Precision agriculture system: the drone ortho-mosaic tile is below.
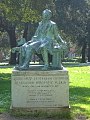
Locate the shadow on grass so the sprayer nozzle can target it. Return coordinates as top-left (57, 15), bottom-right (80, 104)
top-left (0, 73), bottom-right (11, 112)
top-left (70, 86), bottom-right (90, 120)
top-left (70, 86), bottom-right (90, 118)
top-left (70, 86), bottom-right (90, 103)
top-left (0, 72), bottom-right (11, 79)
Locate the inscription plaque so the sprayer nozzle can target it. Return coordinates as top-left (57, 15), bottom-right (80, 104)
top-left (11, 68), bottom-right (69, 108)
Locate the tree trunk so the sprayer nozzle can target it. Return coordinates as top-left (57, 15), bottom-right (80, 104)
top-left (7, 28), bottom-right (16, 65)
top-left (87, 19), bottom-right (90, 62)
top-left (26, 22), bottom-right (38, 41)
top-left (23, 23), bottom-right (28, 41)
top-left (81, 42), bottom-right (86, 63)
top-left (87, 43), bottom-right (90, 62)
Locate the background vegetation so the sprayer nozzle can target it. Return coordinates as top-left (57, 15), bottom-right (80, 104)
top-left (0, 0), bottom-right (90, 64)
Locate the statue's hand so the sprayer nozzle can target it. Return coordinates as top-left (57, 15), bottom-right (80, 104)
top-left (11, 47), bottom-right (16, 53)
top-left (11, 47), bottom-right (20, 53)
top-left (61, 41), bottom-right (67, 50)
top-left (57, 39), bottom-right (67, 50)
top-left (26, 41), bottom-right (32, 45)
top-left (32, 36), bottom-right (38, 41)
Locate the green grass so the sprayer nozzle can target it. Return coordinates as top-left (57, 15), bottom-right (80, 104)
top-left (0, 63), bottom-right (90, 119)
top-left (0, 67), bottom-right (12, 113)
top-left (67, 65), bottom-right (90, 119)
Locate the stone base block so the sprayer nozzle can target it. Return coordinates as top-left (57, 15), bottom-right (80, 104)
top-left (11, 66), bottom-right (69, 108)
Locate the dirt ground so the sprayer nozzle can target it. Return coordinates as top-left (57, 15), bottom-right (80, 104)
top-left (0, 112), bottom-right (89, 120)
top-left (0, 112), bottom-right (66, 120)
top-left (0, 112), bottom-right (50, 120)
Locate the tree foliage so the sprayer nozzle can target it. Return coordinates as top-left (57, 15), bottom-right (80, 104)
top-left (0, 0), bottom-right (90, 63)
top-left (55, 0), bottom-right (90, 62)
top-left (0, 31), bottom-right (10, 48)
top-left (0, 0), bottom-right (53, 23)
top-left (0, 0), bottom-right (54, 64)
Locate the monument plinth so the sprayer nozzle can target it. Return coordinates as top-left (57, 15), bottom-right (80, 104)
top-left (11, 9), bottom-right (69, 115)
top-left (11, 66), bottom-right (69, 109)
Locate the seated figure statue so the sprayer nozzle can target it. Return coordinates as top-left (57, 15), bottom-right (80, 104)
top-left (15, 9), bottom-right (66, 70)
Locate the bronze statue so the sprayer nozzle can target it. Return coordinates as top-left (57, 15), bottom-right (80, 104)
top-left (13, 9), bottom-right (66, 70)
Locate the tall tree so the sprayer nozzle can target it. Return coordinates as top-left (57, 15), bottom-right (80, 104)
top-left (0, 16), bottom-right (16, 64)
top-left (87, 18), bottom-right (90, 62)
top-left (0, 0), bottom-right (54, 64)
top-left (55, 0), bottom-right (90, 62)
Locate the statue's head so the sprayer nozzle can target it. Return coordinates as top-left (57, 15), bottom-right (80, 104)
top-left (42, 9), bottom-right (52, 20)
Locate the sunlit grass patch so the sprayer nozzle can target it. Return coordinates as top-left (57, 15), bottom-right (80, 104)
top-left (68, 66), bottom-right (90, 118)
top-left (0, 68), bottom-right (12, 74)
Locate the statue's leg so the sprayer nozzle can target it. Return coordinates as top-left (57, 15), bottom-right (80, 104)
top-left (19, 46), bottom-right (33, 70)
top-left (14, 47), bottom-right (24, 69)
top-left (42, 47), bottom-right (49, 70)
top-left (18, 46), bottom-right (25, 66)
top-left (19, 52), bottom-right (25, 66)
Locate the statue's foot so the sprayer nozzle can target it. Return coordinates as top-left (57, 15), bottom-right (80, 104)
top-left (14, 65), bottom-right (20, 70)
top-left (59, 65), bottom-right (63, 70)
top-left (19, 65), bottom-right (29, 70)
top-left (42, 65), bottom-right (49, 70)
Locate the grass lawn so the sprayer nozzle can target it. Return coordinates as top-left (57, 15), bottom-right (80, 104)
top-left (0, 63), bottom-right (90, 119)
top-left (0, 66), bottom-right (12, 113)
top-left (67, 65), bottom-right (90, 119)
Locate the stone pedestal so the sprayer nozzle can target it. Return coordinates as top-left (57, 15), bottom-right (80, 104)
top-left (11, 66), bottom-right (69, 109)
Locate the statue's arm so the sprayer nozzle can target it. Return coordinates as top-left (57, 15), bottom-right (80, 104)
top-left (11, 47), bottom-right (20, 53)
top-left (12, 38), bottom-right (26, 53)
top-left (53, 24), bottom-right (64, 44)
top-left (17, 38), bottom-right (26, 46)
top-left (53, 24), bottom-right (67, 50)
